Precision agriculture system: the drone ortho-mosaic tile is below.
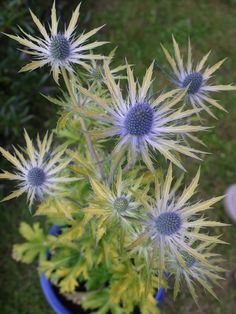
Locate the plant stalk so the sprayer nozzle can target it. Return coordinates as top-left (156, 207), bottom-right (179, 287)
top-left (60, 67), bottom-right (105, 179)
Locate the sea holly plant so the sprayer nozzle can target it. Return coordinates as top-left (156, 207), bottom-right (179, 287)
top-left (0, 2), bottom-right (235, 313)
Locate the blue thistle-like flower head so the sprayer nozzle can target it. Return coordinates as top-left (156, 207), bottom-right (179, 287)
top-left (0, 131), bottom-right (77, 207)
top-left (113, 197), bottom-right (129, 212)
top-left (91, 62), bottom-right (207, 172)
top-left (139, 164), bottom-right (226, 296)
top-left (161, 37), bottom-right (236, 117)
top-left (50, 35), bottom-right (71, 61)
top-left (155, 212), bottom-right (182, 236)
top-left (27, 167), bottom-right (46, 187)
top-left (6, 3), bottom-right (107, 82)
top-left (182, 72), bottom-right (203, 95)
top-left (124, 103), bottom-right (154, 136)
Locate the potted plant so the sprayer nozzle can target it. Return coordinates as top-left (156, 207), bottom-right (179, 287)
top-left (1, 2), bottom-right (235, 313)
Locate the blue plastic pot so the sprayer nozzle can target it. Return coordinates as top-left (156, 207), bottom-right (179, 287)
top-left (39, 225), bottom-right (166, 314)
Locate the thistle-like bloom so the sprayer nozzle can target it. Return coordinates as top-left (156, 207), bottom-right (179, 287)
top-left (136, 164), bottom-right (226, 278)
top-left (0, 131), bottom-right (76, 207)
top-left (84, 169), bottom-right (142, 234)
top-left (168, 242), bottom-right (225, 303)
top-left (6, 2), bottom-right (107, 82)
top-left (161, 36), bottom-right (236, 118)
top-left (86, 48), bottom-right (127, 86)
top-left (79, 62), bottom-right (207, 171)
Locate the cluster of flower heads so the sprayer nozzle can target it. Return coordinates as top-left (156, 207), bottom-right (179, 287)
top-left (129, 165), bottom-right (227, 300)
top-left (1, 1), bottom-right (234, 305)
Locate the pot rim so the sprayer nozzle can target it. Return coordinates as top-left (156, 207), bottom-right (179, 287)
top-left (39, 225), bottom-right (71, 314)
top-left (39, 273), bottom-right (71, 314)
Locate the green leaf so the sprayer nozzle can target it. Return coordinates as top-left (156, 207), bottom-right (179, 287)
top-left (12, 223), bottom-right (56, 264)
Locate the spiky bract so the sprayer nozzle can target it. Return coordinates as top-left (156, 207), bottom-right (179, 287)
top-left (83, 168), bottom-right (142, 235)
top-left (132, 164), bottom-right (226, 280)
top-left (85, 48), bottom-right (127, 85)
top-left (161, 36), bottom-right (236, 118)
top-left (168, 241), bottom-right (225, 303)
top-left (0, 131), bottom-right (77, 208)
top-left (6, 2), bottom-right (107, 82)
top-left (79, 62), bottom-right (208, 171)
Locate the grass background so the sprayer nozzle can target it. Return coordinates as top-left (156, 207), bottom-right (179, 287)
top-left (1, 0), bottom-right (236, 313)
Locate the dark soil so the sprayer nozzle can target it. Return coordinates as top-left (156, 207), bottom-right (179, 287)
top-left (52, 284), bottom-right (141, 314)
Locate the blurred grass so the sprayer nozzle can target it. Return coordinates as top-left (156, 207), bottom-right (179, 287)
top-left (1, 0), bottom-right (236, 313)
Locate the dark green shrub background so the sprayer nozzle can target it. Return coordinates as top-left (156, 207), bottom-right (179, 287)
top-left (1, 0), bottom-right (236, 313)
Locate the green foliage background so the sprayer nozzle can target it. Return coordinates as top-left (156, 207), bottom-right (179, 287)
top-left (1, 0), bottom-right (236, 313)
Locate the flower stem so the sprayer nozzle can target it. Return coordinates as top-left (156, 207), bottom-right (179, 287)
top-left (60, 67), bottom-right (105, 179)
